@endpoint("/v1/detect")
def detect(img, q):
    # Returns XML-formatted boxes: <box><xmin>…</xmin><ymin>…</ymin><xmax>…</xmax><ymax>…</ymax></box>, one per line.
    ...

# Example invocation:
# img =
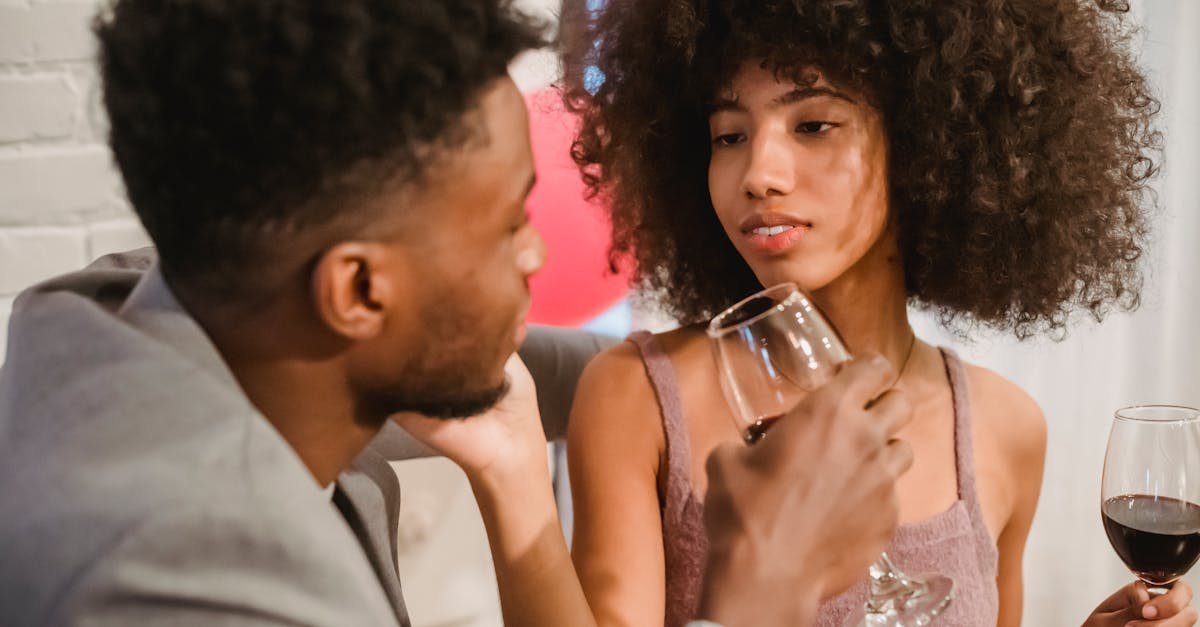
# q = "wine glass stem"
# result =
<box><xmin>865</xmin><ymin>553</ymin><xmax>923</xmax><ymax>613</ymax></box>
<box><xmin>1147</xmin><ymin>582</ymin><xmax>1175</xmax><ymax>597</ymax></box>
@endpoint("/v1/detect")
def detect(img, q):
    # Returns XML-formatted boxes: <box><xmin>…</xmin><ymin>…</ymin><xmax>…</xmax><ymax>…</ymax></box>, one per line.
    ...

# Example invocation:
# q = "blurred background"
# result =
<box><xmin>0</xmin><ymin>0</ymin><xmax>1196</xmax><ymax>624</ymax></box>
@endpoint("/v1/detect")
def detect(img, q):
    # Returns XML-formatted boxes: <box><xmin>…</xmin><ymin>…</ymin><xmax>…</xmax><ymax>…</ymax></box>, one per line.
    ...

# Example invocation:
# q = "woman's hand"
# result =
<box><xmin>390</xmin><ymin>353</ymin><xmax>546</xmax><ymax>484</ymax></box>
<box><xmin>393</xmin><ymin>354</ymin><xmax>596</xmax><ymax>626</ymax></box>
<box><xmin>1084</xmin><ymin>580</ymin><xmax>1197</xmax><ymax>627</ymax></box>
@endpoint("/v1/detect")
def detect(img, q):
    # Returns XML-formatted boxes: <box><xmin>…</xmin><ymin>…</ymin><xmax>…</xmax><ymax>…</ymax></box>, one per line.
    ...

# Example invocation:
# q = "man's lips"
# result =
<box><xmin>739</xmin><ymin>213</ymin><xmax>812</xmax><ymax>254</ymax></box>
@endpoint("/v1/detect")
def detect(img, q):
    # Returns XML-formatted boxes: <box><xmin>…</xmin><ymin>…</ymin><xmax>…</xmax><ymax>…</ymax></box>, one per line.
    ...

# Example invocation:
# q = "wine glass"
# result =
<box><xmin>1102</xmin><ymin>405</ymin><xmax>1200</xmax><ymax>596</ymax></box>
<box><xmin>707</xmin><ymin>282</ymin><xmax>955</xmax><ymax>626</ymax></box>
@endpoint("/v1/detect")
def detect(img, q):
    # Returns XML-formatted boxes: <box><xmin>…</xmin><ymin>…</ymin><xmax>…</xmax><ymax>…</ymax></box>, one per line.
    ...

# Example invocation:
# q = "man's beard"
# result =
<box><xmin>397</xmin><ymin>378</ymin><xmax>510</xmax><ymax>419</ymax></box>
<box><xmin>366</xmin><ymin>290</ymin><xmax>517</xmax><ymax>422</ymax></box>
<box><xmin>358</xmin><ymin>376</ymin><xmax>511</xmax><ymax>424</ymax></box>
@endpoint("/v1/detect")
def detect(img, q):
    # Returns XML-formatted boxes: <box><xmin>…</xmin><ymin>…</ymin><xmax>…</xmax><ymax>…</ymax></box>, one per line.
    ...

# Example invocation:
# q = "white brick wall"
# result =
<box><xmin>0</xmin><ymin>0</ymin><xmax>147</xmax><ymax>365</ymax></box>
<box><xmin>0</xmin><ymin>1</ymin><xmax>101</xmax><ymax>63</ymax></box>
<box><xmin>0</xmin><ymin>75</ymin><xmax>76</xmax><ymax>142</ymax></box>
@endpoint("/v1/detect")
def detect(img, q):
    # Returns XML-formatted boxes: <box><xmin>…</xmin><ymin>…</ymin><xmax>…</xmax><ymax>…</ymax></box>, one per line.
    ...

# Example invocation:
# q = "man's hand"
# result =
<box><xmin>698</xmin><ymin>354</ymin><xmax>915</xmax><ymax>627</ymax></box>
<box><xmin>390</xmin><ymin>353</ymin><xmax>547</xmax><ymax>484</ymax></box>
<box><xmin>1084</xmin><ymin>580</ymin><xmax>1196</xmax><ymax>627</ymax></box>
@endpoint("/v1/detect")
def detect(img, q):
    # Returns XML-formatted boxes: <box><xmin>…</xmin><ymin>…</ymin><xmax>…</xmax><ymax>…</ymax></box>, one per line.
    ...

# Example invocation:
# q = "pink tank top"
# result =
<box><xmin>626</xmin><ymin>331</ymin><xmax>999</xmax><ymax>627</ymax></box>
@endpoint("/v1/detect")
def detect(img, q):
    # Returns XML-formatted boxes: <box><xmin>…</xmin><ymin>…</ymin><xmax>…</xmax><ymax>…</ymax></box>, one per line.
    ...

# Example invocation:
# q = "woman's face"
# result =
<box><xmin>707</xmin><ymin>62</ymin><xmax>892</xmax><ymax>294</ymax></box>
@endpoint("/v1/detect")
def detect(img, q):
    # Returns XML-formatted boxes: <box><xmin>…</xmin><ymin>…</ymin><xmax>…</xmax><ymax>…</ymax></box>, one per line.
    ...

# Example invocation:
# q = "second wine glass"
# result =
<box><xmin>1102</xmin><ymin>405</ymin><xmax>1200</xmax><ymax>597</ymax></box>
<box><xmin>707</xmin><ymin>282</ymin><xmax>954</xmax><ymax>626</ymax></box>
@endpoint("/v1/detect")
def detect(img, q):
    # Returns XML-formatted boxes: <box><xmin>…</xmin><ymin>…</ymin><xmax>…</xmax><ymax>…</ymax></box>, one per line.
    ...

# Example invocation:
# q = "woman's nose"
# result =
<box><xmin>741</xmin><ymin>133</ymin><xmax>796</xmax><ymax>199</ymax></box>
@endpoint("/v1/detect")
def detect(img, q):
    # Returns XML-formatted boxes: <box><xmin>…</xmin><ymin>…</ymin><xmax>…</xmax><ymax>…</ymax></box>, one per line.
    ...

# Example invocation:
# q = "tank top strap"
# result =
<box><xmin>939</xmin><ymin>346</ymin><xmax>1000</xmax><ymax>577</ymax></box>
<box><xmin>626</xmin><ymin>331</ymin><xmax>694</xmax><ymax>515</ymax></box>
<box><xmin>939</xmin><ymin>347</ymin><xmax>983</xmax><ymax>506</ymax></box>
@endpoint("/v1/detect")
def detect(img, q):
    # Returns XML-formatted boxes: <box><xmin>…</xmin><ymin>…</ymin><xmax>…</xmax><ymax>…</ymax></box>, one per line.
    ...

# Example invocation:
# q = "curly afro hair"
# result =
<box><xmin>96</xmin><ymin>0</ymin><xmax>543</xmax><ymax>294</ymax></box>
<box><xmin>562</xmin><ymin>0</ymin><xmax>1160</xmax><ymax>338</ymax></box>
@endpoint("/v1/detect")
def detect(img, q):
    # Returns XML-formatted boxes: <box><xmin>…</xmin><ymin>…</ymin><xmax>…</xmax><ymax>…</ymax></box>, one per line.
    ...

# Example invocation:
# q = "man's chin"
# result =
<box><xmin>398</xmin><ymin>378</ymin><xmax>510</xmax><ymax>420</ymax></box>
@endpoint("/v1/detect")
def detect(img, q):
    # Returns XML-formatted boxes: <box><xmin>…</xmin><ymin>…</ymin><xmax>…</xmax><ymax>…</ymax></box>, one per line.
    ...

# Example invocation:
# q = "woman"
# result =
<box><xmin>561</xmin><ymin>0</ymin><xmax>1175</xmax><ymax>624</ymax></box>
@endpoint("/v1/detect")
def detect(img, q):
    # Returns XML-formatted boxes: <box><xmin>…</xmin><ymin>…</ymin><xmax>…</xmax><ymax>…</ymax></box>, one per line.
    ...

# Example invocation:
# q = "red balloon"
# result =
<box><xmin>523</xmin><ymin>88</ymin><xmax>630</xmax><ymax>326</ymax></box>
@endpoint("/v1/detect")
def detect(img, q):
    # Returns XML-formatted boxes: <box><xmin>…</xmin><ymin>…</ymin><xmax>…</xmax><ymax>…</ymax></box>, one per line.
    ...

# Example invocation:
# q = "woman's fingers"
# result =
<box><xmin>1138</xmin><ymin>580</ymin><xmax>1195</xmax><ymax>622</ymax></box>
<box><xmin>1126</xmin><ymin>605</ymin><xmax>1198</xmax><ymax>627</ymax></box>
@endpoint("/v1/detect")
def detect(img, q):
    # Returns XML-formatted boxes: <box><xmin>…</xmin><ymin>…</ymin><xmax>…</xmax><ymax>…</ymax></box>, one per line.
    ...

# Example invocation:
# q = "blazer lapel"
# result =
<box><xmin>334</xmin><ymin>447</ymin><xmax>411</xmax><ymax>627</ymax></box>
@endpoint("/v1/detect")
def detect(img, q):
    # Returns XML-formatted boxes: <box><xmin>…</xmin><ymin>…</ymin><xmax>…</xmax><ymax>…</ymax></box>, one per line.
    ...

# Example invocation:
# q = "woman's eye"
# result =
<box><xmin>711</xmin><ymin>133</ymin><xmax>744</xmax><ymax>147</ymax></box>
<box><xmin>796</xmin><ymin>121</ymin><xmax>835</xmax><ymax>134</ymax></box>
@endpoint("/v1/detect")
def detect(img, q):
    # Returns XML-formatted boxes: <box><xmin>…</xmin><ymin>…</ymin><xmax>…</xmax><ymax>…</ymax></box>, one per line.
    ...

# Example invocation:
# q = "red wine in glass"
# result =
<box><xmin>1102</xmin><ymin>494</ymin><xmax>1200</xmax><ymax>585</ymax></box>
<box><xmin>743</xmin><ymin>413</ymin><xmax>783</xmax><ymax>444</ymax></box>
<box><xmin>1101</xmin><ymin>405</ymin><xmax>1200</xmax><ymax>594</ymax></box>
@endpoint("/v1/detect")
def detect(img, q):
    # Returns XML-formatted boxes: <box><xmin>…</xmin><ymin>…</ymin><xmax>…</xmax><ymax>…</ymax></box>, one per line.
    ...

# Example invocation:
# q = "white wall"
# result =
<box><xmin>0</xmin><ymin>0</ymin><xmax>152</xmax><ymax>361</ymax></box>
<box><xmin>0</xmin><ymin>0</ymin><xmax>559</xmax><ymax>366</ymax></box>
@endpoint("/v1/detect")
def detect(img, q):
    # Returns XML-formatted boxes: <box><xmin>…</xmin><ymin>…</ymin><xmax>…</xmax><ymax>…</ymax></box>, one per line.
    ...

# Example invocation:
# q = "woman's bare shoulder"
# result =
<box><xmin>960</xmin><ymin>360</ymin><xmax>1047</xmax><ymax>475</ymax></box>
<box><xmin>569</xmin><ymin>325</ymin><xmax>710</xmax><ymax>455</ymax></box>
<box><xmin>568</xmin><ymin>333</ymin><xmax>663</xmax><ymax>461</ymax></box>
<box><xmin>581</xmin><ymin>325</ymin><xmax>707</xmax><ymax>382</ymax></box>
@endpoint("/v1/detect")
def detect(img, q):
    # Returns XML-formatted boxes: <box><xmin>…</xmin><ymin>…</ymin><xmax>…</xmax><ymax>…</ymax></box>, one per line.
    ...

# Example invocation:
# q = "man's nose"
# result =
<box><xmin>517</xmin><ymin>227</ymin><xmax>546</xmax><ymax>276</ymax></box>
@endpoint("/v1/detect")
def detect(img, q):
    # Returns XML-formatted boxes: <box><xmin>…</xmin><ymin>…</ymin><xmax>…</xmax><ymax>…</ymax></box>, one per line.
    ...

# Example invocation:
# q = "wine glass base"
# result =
<box><xmin>844</xmin><ymin>574</ymin><xmax>954</xmax><ymax>627</ymax></box>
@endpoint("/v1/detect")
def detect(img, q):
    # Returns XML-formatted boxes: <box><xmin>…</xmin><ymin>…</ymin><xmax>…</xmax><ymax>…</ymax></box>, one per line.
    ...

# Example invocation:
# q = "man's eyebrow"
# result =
<box><xmin>508</xmin><ymin>172</ymin><xmax>536</xmax><ymax>222</ymax></box>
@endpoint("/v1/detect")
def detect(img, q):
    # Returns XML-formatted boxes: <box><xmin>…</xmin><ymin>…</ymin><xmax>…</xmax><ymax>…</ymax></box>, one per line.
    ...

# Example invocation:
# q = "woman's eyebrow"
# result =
<box><xmin>709</xmin><ymin>86</ymin><xmax>857</xmax><ymax>114</ymax></box>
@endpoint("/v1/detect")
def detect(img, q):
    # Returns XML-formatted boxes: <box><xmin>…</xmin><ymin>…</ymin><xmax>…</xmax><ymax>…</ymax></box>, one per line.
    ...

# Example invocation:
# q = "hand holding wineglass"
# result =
<box><xmin>707</xmin><ymin>283</ymin><xmax>955</xmax><ymax>626</ymax></box>
<box><xmin>1083</xmin><ymin>579</ymin><xmax>1196</xmax><ymax>626</ymax></box>
<box><xmin>698</xmin><ymin>355</ymin><xmax>915</xmax><ymax>626</ymax></box>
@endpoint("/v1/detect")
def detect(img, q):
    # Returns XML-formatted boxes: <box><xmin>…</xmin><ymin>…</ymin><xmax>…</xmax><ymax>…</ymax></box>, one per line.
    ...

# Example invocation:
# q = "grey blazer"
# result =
<box><xmin>0</xmin><ymin>248</ymin><xmax>614</xmax><ymax>626</ymax></box>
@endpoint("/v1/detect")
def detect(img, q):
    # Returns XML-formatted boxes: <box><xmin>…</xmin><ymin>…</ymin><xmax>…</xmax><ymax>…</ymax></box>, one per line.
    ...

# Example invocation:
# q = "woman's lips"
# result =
<box><xmin>742</xmin><ymin>223</ymin><xmax>809</xmax><ymax>254</ymax></box>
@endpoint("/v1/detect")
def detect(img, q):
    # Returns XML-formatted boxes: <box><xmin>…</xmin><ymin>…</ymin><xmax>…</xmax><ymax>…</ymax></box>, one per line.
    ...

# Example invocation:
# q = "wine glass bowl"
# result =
<box><xmin>707</xmin><ymin>283</ymin><xmax>851</xmax><ymax>443</ymax></box>
<box><xmin>1102</xmin><ymin>405</ymin><xmax>1200</xmax><ymax>594</ymax></box>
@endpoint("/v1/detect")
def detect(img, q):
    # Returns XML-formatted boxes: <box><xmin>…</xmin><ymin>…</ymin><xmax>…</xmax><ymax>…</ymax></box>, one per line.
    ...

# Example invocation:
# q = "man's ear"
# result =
<box><xmin>309</xmin><ymin>242</ymin><xmax>402</xmax><ymax>340</ymax></box>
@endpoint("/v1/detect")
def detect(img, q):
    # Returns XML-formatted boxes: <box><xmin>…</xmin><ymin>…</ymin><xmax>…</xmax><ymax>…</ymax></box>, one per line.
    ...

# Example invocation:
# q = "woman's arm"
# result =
<box><xmin>393</xmin><ymin>356</ymin><xmax>596</xmax><ymax>627</ymax></box>
<box><xmin>394</xmin><ymin>345</ymin><xmax>668</xmax><ymax>627</ymax></box>
<box><xmin>991</xmin><ymin>380</ymin><xmax>1048</xmax><ymax>627</ymax></box>
<box><xmin>568</xmin><ymin>342</ymin><xmax>672</xmax><ymax>626</ymax></box>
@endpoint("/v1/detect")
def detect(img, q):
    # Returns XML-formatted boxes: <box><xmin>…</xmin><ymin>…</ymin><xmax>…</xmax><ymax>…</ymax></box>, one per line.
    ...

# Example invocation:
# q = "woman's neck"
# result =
<box><xmin>811</xmin><ymin>231</ymin><xmax>913</xmax><ymax>373</ymax></box>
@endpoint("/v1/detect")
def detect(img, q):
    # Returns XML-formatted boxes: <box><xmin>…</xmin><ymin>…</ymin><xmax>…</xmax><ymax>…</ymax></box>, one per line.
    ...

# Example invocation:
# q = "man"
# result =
<box><xmin>0</xmin><ymin>1</ymin><xmax>913</xmax><ymax>625</ymax></box>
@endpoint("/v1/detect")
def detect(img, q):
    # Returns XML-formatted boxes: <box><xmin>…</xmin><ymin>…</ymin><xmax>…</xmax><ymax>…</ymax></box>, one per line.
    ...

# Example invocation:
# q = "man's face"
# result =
<box><xmin>356</xmin><ymin>77</ymin><xmax>544</xmax><ymax>419</ymax></box>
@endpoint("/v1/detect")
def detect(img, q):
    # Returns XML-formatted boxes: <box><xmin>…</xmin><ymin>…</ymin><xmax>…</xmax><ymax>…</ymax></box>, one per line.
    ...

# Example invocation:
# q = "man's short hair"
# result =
<box><xmin>96</xmin><ymin>0</ymin><xmax>543</xmax><ymax>293</ymax></box>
